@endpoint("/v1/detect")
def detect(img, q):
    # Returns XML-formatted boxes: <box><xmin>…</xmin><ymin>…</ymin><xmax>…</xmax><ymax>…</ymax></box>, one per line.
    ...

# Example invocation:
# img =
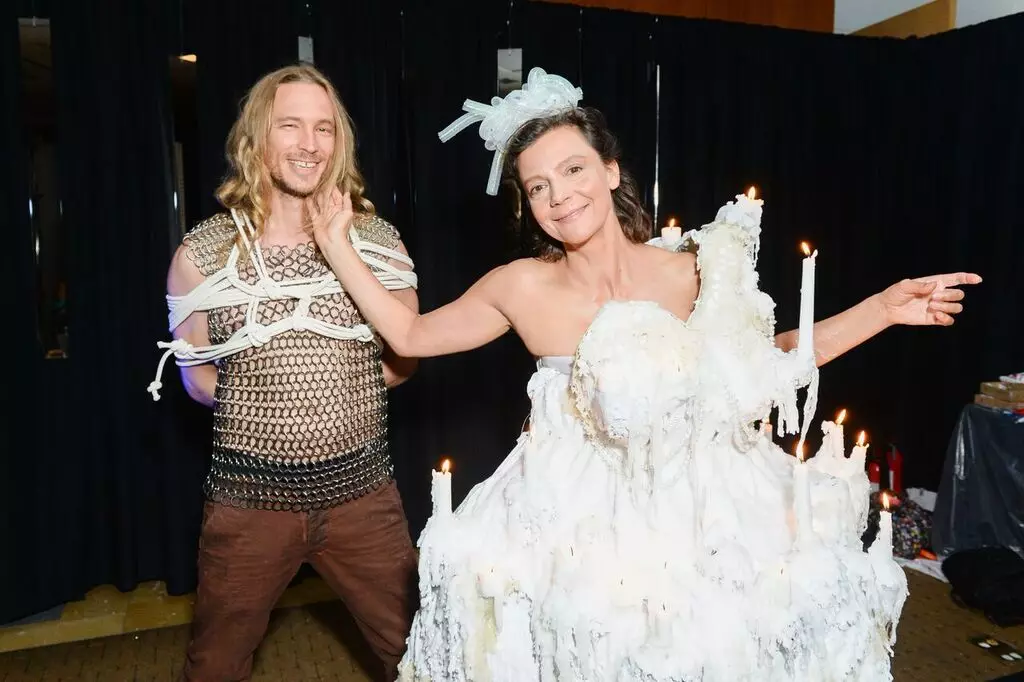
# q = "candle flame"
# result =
<box><xmin>857</xmin><ymin>431</ymin><xmax>867</xmax><ymax>447</ymax></box>
<box><xmin>836</xmin><ymin>408</ymin><xmax>847</xmax><ymax>425</ymax></box>
<box><xmin>800</xmin><ymin>241</ymin><xmax>812</xmax><ymax>256</ymax></box>
<box><xmin>666</xmin><ymin>216</ymin><xmax>677</xmax><ymax>228</ymax></box>
<box><xmin>441</xmin><ymin>458</ymin><xmax>451</xmax><ymax>473</ymax></box>
<box><xmin>795</xmin><ymin>442</ymin><xmax>805</xmax><ymax>463</ymax></box>
<box><xmin>881</xmin><ymin>491</ymin><xmax>891</xmax><ymax>511</ymax></box>
<box><xmin>746</xmin><ymin>186</ymin><xmax>757</xmax><ymax>200</ymax></box>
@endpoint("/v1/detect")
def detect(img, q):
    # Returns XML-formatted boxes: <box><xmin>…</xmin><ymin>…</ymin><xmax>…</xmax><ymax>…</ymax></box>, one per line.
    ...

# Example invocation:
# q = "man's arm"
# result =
<box><xmin>381</xmin><ymin>240</ymin><xmax>419</xmax><ymax>388</ymax></box>
<box><xmin>167</xmin><ymin>245</ymin><xmax>218</xmax><ymax>407</ymax></box>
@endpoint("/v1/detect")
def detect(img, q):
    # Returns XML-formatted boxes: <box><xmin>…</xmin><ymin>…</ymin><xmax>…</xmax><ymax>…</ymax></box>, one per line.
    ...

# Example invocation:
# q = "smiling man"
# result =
<box><xmin>163</xmin><ymin>64</ymin><xmax>419</xmax><ymax>682</ymax></box>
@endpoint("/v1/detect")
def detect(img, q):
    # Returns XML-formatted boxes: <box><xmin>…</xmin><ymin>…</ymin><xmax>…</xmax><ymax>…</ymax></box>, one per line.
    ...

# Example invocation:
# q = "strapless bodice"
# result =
<box><xmin>537</xmin><ymin>355</ymin><xmax>573</xmax><ymax>375</ymax></box>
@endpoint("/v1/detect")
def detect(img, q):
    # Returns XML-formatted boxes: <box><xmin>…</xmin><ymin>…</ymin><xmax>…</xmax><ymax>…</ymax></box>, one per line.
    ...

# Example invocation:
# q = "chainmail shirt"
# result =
<box><xmin>183</xmin><ymin>212</ymin><xmax>404</xmax><ymax>511</ymax></box>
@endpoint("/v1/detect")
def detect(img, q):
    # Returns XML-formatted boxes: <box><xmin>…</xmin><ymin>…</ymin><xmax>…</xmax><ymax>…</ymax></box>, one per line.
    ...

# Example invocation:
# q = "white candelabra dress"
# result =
<box><xmin>402</xmin><ymin>188</ymin><xmax>908</xmax><ymax>682</ymax></box>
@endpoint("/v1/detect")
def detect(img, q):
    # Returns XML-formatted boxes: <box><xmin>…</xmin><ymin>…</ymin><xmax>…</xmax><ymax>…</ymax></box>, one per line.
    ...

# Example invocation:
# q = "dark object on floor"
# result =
<box><xmin>987</xmin><ymin>671</ymin><xmax>1024</xmax><ymax>681</ymax></box>
<box><xmin>933</xmin><ymin>403</ymin><xmax>1024</xmax><ymax>559</ymax></box>
<box><xmin>943</xmin><ymin>547</ymin><xmax>1024</xmax><ymax>627</ymax></box>
<box><xmin>970</xmin><ymin>634</ymin><xmax>1024</xmax><ymax>663</ymax></box>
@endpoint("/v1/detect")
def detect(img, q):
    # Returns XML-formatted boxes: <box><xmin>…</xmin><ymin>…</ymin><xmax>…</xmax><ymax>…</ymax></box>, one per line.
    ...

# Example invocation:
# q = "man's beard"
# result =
<box><xmin>270</xmin><ymin>164</ymin><xmax>318</xmax><ymax>199</ymax></box>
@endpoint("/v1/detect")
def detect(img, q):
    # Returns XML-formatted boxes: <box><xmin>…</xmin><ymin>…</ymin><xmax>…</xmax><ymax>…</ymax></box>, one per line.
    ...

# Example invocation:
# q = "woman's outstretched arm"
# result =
<box><xmin>314</xmin><ymin>190</ymin><xmax>514</xmax><ymax>358</ymax></box>
<box><xmin>774</xmin><ymin>272</ymin><xmax>982</xmax><ymax>367</ymax></box>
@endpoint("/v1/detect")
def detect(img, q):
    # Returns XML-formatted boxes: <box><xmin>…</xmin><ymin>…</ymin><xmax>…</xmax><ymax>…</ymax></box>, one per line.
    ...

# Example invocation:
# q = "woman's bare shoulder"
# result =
<box><xmin>470</xmin><ymin>257</ymin><xmax>555</xmax><ymax>305</ymax></box>
<box><xmin>636</xmin><ymin>245</ymin><xmax>700</xmax><ymax>311</ymax></box>
<box><xmin>642</xmin><ymin>244</ymin><xmax>698</xmax><ymax>281</ymax></box>
<box><xmin>486</xmin><ymin>256</ymin><xmax>555</xmax><ymax>286</ymax></box>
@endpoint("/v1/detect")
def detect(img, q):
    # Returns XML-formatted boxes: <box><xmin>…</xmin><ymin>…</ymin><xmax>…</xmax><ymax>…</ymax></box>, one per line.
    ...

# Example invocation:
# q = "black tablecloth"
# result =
<box><xmin>933</xmin><ymin>403</ymin><xmax>1024</xmax><ymax>558</ymax></box>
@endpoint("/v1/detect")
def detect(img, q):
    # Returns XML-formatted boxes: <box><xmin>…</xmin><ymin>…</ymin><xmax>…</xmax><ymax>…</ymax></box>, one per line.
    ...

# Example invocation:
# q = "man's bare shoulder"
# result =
<box><xmin>167</xmin><ymin>243</ymin><xmax>207</xmax><ymax>297</ymax></box>
<box><xmin>352</xmin><ymin>212</ymin><xmax>401</xmax><ymax>250</ymax></box>
<box><xmin>168</xmin><ymin>213</ymin><xmax>237</xmax><ymax>295</ymax></box>
<box><xmin>180</xmin><ymin>213</ymin><xmax>237</xmax><ymax>276</ymax></box>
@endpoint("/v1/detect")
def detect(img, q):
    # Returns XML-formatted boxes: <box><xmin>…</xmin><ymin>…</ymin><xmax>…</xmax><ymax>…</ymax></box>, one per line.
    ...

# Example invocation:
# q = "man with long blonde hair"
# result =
<box><xmin>151</xmin><ymin>63</ymin><xmax>420</xmax><ymax>681</ymax></box>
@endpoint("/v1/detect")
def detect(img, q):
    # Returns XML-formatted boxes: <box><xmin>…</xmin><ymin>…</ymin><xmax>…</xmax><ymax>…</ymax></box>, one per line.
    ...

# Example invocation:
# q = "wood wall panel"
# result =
<box><xmin>854</xmin><ymin>0</ymin><xmax>956</xmax><ymax>38</ymax></box>
<box><xmin>533</xmin><ymin>0</ymin><xmax>835</xmax><ymax>33</ymax></box>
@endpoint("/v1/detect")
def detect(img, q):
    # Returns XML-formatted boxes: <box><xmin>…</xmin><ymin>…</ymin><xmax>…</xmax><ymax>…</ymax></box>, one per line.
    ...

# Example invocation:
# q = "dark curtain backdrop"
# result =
<box><xmin>308</xmin><ymin>0</ymin><xmax>429</xmax><ymax>518</ymax></box>
<box><xmin>521</xmin><ymin>3</ymin><xmax>659</xmax><ymax>214</ymax></box>
<box><xmin>2</xmin><ymin>0</ymin><xmax>200</xmax><ymax>623</ymax></box>
<box><xmin>3</xmin><ymin>0</ymin><xmax>1021</xmax><ymax>624</ymax></box>
<box><xmin>655</xmin><ymin>15</ymin><xmax>1022</xmax><ymax>488</ymax></box>
<box><xmin>191</xmin><ymin>0</ymin><xmax>303</xmax><ymax>219</ymax></box>
<box><xmin>1</xmin><ymin>4</ymin><xmax>34</xmax><ymax>622</ymax></box>
<box><xmin>311</xmin><ymin>0</ymin><xmax>406</xmax><ymax>222</ymax></box>
<box><xmin>384</xmin><ymin>0</ymin><xmax>537</xmax><ymax>520</ymax></box>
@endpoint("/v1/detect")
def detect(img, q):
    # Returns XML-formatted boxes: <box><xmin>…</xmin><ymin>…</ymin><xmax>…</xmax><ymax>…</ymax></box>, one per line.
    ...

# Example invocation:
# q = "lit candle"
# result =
<box><xmin>869</xmin><ymin>492</ymin><xmax>894</xmax><ymax>559</ymax></box>
<box><xmin>798</xmin><ymin>242</ymin><xmax>817</xmax><ymax>363</ymax></box>
<box><xmin>431</xmin><ymin>458</ymin><xmax>452</xmax><ymax>518</ymax></box>
<box><xmin>793</xmin><ymin>443</ymin><xmax>814</xmax><ymax>547</ymax></box>
<box><xmin>830</xmin><ymin>408</ymin><xmax>847</xmax><ymax>458</ymax></box>
<box><xmin>661</xmin><ymin>216</ymin><xmax>682</xmax><ymax>242</ymax></box>
<box><xmin>714</xmin><ymin>186</ymin><xmax>764</xmax><ymax>228</ymax></box>
<box><xmin>850</xmin><ymin>430</ymin><xmax>872</xmax><ymax>488</ymax></box>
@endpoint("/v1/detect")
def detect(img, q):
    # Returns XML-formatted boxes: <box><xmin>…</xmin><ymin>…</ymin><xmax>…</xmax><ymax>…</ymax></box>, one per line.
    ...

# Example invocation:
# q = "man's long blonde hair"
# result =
<box><xmin>216</xmin><ymin>64</ymin><xmax>373</xmax><ymax>239</ymax></box>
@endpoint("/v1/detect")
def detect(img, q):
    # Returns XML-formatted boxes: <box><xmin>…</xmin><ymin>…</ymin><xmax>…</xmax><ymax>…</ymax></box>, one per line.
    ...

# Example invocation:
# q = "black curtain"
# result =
<box><xmin>655</xmin><ymin>15</ymin><xmax>1022</xmax><ymax>489</ymax></box>
<box><xmin>522</xmin><ymin>4</ymin><xmax>659</xmax><ymax>215</ymax></box>
<box><xmin>0</xmin><ymin>0</ymin><xmax>203</xmax><ymax>624</ymax></box>
<box><xmin>311</xmin><ymin>0</ymin><xmax>406</xmax><ymax>222</ymax></box>
<box><xmin>1</xmin><ymin>5</ymin><xmax>35</xmax><ymax>622</ymax></box>
<box><xmin>389</xmin><ymin>0</ymin><xmax>537</xmax><ymax>526</ymax></box>
<box><xmin>309</xmin><ymin>2</ymin><xmax>429</xmax><ymax>523</ymax></box>
<box><xmin>191</xmin><ymin>0</ymin><xmax>303</xmax><ymax>219</ymax></box>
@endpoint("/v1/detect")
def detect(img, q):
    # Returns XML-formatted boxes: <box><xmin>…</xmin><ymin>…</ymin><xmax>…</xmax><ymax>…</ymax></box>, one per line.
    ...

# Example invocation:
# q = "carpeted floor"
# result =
<box><xmin>1</xmin><ymin>570</ymin><xmax>1021</xmax><ymax>681</ymax></box>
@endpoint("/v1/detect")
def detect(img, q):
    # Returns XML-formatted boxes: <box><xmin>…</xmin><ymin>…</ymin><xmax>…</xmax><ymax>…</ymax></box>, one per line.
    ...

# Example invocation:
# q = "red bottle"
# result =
<box><xmin>887</xmin><ymin>446</ymin><xmax>903</xmax><ymax>493</ymax></box>
<box><xmin>867</xmin><ymin>460</ymin><xmax>881</xmax><ymax>492</ymax></box>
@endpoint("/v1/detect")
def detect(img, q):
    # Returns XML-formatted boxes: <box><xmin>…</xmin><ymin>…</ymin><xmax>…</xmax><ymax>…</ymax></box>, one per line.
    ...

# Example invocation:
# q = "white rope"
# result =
<box><xmin>149</xmin><ymin>213</ymin><xmax>417</xmax><ymax>401</ymax></box>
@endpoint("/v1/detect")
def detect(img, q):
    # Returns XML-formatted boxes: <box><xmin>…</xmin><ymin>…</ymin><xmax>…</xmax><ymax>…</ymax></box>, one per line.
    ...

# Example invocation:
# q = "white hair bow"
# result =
<box><xmin>438</xmin><ymin>67</ymin><xmax>583</xmax><ymax>195</ymax></box>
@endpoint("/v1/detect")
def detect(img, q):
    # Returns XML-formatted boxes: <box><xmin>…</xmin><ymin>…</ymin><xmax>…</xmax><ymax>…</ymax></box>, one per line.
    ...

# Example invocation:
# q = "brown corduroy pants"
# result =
<box><xmin>182</xmin><ymin>481</ymin><xmax>418</xmax><ymax>682</ymax></box>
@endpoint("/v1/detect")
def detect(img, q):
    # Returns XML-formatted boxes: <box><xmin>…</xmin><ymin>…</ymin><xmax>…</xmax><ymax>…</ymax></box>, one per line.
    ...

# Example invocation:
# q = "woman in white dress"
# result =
<box><xmin>311</xmin><ymin>70</ymin><xmax>980</xmax><ymax>681</ymax></box>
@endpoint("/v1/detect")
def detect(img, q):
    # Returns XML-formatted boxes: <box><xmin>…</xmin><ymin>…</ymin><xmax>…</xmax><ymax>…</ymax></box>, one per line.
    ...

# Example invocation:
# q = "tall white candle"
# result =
<box><xmin>431</xmin><ymin>458</ymin><xmax>452</xmax><ymax>518</ymax></box>
<box><xmin>793</xmin><ymin>443</ymin><xmax>814</xmax><ymax>547</ymax></box>
<box><xmin>798</xmin><ymin>242</ymin><xmax>817</xmax><ymax>362</ymax></box>
<box><xmin>869</xmin><ymin>492</ymin><xmax>894</xmax><ymax>559</ymax></box>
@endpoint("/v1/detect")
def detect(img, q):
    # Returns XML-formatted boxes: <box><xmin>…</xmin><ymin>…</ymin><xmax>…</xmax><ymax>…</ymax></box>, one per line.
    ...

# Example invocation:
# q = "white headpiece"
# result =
<box><xmin>438</xmin><ymin>67</ymin><xmax>584</xmax><ymax>195</ymax></box>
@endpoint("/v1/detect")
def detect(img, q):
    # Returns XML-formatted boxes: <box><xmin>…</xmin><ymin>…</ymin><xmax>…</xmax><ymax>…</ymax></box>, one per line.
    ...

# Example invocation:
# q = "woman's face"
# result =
<box><xmin>517</xmin><ymin>125</ymin><xmax>620</xmax><ymax>249</ymax></box>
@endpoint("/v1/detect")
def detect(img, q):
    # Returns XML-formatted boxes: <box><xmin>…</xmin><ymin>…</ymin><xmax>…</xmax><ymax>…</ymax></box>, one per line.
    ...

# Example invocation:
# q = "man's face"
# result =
<box><xmin>265</xmin><ymin>82</ymin><xmax>337</xmax><ymax>199</ymax></box>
